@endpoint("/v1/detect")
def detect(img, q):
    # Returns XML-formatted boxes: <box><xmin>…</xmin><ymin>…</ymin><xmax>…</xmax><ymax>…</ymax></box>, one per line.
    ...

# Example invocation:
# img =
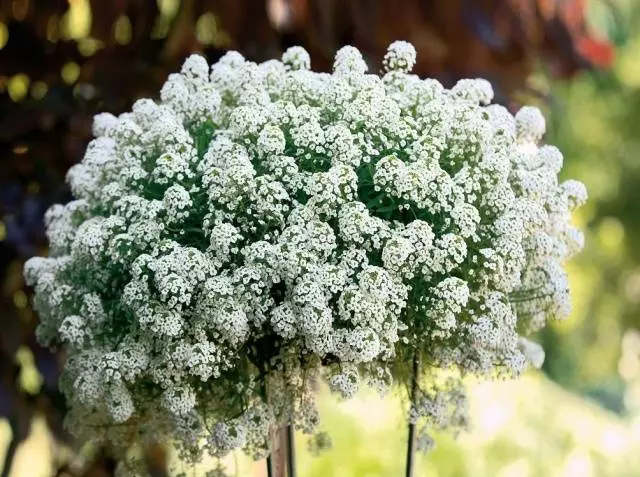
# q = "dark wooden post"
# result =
<box><xmin>266</xmin><ymin>424</ymin><xmax>296</xmax><ymax>477</ymax></box>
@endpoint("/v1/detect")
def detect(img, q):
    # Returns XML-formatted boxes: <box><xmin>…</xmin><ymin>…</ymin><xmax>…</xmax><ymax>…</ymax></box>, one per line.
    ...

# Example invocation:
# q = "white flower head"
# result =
<box><xmin>25</xmin><ymin>43</ymin><xmax>584</xmax><ymax>463</ymax></box>
<box><xmin>282</xmin><ymin>46</ymin><xmax>311</xmax><ymax>71</ymax></box>
<box><xmin>383</xmin><ymin>40</ymin><xmax>417</xmax><ymax>73</ymax></box>
<box><xmin>516</xmin><ymin>106</ymin><xmax>546</xmax><ymax>143</ymax></box>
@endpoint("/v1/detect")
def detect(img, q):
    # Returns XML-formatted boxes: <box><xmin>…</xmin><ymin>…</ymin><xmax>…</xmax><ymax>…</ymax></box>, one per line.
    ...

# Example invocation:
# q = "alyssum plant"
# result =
<box><xmin>25</xmin><ymin>42</ymin><xmax>585</xmax><ymax>474</ymax></box>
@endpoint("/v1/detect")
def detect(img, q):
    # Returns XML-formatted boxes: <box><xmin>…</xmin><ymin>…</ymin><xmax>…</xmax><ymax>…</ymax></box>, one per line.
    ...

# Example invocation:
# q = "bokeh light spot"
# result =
<box><xmin>0</xmin><ymin>22</ymin><xmax>8</xmax><ymax>50</ymax></box>
<box><xmin>196</xmin><ymin>13</ymin><xmax>218</xmax><ymax>45</ymax></box>
<box><xmin>152</xmin><ymin>0</ymin><xmax>180</xmax><ymax>39</ymax></box>
<box><xmin>195</xmin><ymin>12</ymin><xmax>231</xmax><ymax>47</ymax></box>
<box><xmin>77</xmin><ymin>37</ymin><xmax>101</xmax><ymax>56</ymax></box>
<box><xmin>46</xmin><ymin>14</ymin><xmax>59</xmax><ymax>42</ymax></box>
<box><xmin>113</xmin><ymin>15</ymin><xmax>132</xmax><ymax>45</ymax></box>
<box><xmin>8</xmin><ymin>73</ymin><xmax>30</xmax><ymax>101</ymax></box>
<box><xmin>596</xmin><ymin>216</ymin><xmax>625</xmax><ymax>258</ymax></box>
<box><xmin>0</xmin><ymin>221</ymin><xmax>6</xmax><ymax>241</ymax></box>
<box><xmin>12</xmin><ymin>144</ymin><xmax>28</xmax><ymax>154</ymax></box>
<box><xmin>61</xmin><ymin>62</ymin><xmax>80</xmax><ymax>84</ymax></box>
<box><xmin>61</xmin><ymin>0</ymin><xmax>91</xmax><ymax>40</ymax></box>
<box><xmin>157</xmin><ymin>0</ymin><xmax>180</xmax><ymax>18</ymax></box>
<box><xmin>616</xmin><ymin>36</ymin><xmax>640</xmax><ymax>89</ymax></box>
<box><xmin>31</xmin><ymin>80</ymin><xmax>48</xmax><ymax>99</ymax></box>
<box><xmin>13</xmin><ymin>290</ymin><xmax>28</xmax><ymax>309</ymax></box>
<box><xmin>14</xmin><ymin>346</ymin><xmax>43</xmax><ymax>395</ymax></box>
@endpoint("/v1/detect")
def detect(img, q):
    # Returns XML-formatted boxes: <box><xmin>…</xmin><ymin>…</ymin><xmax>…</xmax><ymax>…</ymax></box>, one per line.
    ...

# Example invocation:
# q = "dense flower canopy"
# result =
<box><xmin>24</xmin><ymin>41</ymin><xmax>585</xmax><ymax>470</ymax></box>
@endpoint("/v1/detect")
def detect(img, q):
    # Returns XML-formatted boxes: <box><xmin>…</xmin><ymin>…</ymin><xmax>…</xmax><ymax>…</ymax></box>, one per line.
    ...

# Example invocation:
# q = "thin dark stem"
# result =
<box><xmin>286</xmin><ymin>424</ymin><xmax>296</xmax><ymax>477</ymax></box>
<box><xmin>405</xmin><ymin>351</ymin><xmax>420</xmax><ymax>477</ymax></box>
<box><xmin>260</xmin><ymin>364</ymin><xmax>276</xmax><ymax>477</ymax></box>
<box><xmin>1</xmin><ymin>437</ymin><xmax>18</xmax><ymax>477</ymax></box>
<box><xmin>266</xmin><ymin>454</ymin><xmax>274</xmax><ymax>477</ymax></box>
<box><xmin>1</xmin><ymin>416</ymin><xmax>23</xmax><ymax>477</ymax></box>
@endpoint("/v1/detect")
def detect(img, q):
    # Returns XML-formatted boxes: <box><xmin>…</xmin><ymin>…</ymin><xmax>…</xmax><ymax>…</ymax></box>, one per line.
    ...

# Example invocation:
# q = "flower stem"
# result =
<box><xmin>405</xmin><ymin>351</ymin><xmax>420</xmax><ymax>477</ymax></box>
<box><xmin>266</xmin><ymin>454</ymin><xmax>274</xmax><ymax>477</ymax></box>
<box><xmin>286</xmin><ymin>424</ymin><xmax>296</xmax><ymax>477</ymax></box>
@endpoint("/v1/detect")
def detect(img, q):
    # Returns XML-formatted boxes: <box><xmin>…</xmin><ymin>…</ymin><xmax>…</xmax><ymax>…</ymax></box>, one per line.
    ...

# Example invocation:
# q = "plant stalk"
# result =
<box><xmin>286</xmin><ymin>424</ymin><xmax>296</xmax><ymax>477</ymax></box>
<box><xmin>405</xmin><ymin>351</ymin><xmax>420</xmax><ymax>477</ymax></box>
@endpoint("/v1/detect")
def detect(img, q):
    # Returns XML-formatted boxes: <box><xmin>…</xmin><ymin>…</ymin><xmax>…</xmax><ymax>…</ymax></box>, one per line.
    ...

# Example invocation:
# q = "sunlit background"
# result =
<box><xmin>1</xmin><ymin>0</ymin><xmax>639</xmax><ymax>476</ymax></box>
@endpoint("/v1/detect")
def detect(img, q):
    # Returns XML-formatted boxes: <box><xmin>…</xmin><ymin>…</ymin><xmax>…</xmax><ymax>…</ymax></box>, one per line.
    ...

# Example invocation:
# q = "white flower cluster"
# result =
<box><xmin>25</xmin><ymin>41</ymin><xmax>584</xmax><ymax>466</ymax></box>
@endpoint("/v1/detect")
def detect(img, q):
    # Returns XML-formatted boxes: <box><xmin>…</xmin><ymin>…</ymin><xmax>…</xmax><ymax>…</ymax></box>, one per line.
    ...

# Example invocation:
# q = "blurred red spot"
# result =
<box><xmin>577</xmin><ymin>36</ymin><xmax>615</xmax><ymax>69</ymax></box>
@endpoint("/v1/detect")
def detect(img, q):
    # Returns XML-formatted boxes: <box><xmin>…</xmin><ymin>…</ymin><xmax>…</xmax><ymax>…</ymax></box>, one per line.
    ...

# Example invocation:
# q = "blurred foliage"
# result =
<box><xmin>541</xmin><ymin>0</ymin><xmax>640</xmax><ymax>415</ymax></box>
<box><xmin>297</xmin><ymin>375</ymin><xmax>640</xmax><ymax>477</ymax></box>
<box><xmin>0</xmin><ymin>0</ymin><xmax>630</xmax><ymax>475</ymax></box>
<box><xmin>6</xmin><ymin>374</ymin><xmax>640</xmax><ymax>476</ymax></box>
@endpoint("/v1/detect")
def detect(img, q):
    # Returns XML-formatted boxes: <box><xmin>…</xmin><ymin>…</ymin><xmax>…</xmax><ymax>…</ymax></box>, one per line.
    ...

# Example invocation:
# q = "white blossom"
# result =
<box><xmin>25</xmin><ymin>43</ymin><xmax>585</xmax><ymax>464</ymax></box>
<box><xmin>383</xmin><ymin>41</ymin><xmax>417</xmax><ymax>73</ymax></box>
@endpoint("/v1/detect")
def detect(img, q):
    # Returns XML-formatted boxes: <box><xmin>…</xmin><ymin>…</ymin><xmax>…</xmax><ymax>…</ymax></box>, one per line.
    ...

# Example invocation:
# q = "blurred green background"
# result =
<box><xmin>1</xmin><ymin>0</ymin><xmax>639</xmax><ymax>476</ymax></box>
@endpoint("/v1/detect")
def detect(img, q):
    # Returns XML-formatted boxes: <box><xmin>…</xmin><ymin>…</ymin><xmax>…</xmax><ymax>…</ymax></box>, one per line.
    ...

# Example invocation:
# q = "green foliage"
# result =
<box><xmin>291</xmin><ymin>375</ymin><xmax>640</xmax><ymax>477</ymax></box>
<box><xmin>541</xmin><ymin>1</ymin><xmax>640</xmax><ymax>413</ymax></box>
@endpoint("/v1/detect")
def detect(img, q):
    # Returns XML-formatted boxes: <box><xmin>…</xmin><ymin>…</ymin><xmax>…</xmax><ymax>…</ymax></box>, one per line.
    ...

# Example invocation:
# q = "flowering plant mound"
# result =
<box><xmin>25</xmin><ymin>42</ymin><xmax>585</xmax><ymax>469</ymax></box>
